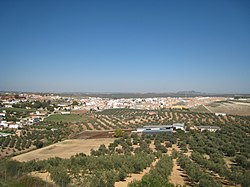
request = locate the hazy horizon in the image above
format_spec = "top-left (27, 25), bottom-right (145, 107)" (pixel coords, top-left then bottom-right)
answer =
top-left (1, 1), bottom-right (250, 93)
top-left (1, 90), bottom-right (250, 95)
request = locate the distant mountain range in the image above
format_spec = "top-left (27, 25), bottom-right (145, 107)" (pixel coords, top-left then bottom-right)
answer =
top-left (58, 91), bottom-right (250, 98)
top-left (176, 90), bottom-right (204, 95)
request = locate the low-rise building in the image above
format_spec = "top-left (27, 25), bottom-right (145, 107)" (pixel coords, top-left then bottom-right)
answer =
top-left (8, 124), bottom-right (20, 129)
top-left (0, 132), bottom-right (12, 137)
top-left (133, 125), bottom-right (174, 133)
top-left (0, 121), bottom-right (8, 128)
top-left (198, 126), bottom-right (221, 132)
top-left (133, 123), bottom-right (185, 134)
top-left (61, 111), bottom-right (71, 115)
top-left (173, 123), bottom-right (185, 131)
top-left (0, 113), bottom-right (6, 118)
top-left (215, 113), bottom-right (226, 116)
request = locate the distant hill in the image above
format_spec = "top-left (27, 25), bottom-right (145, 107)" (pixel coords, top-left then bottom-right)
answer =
top-left (176, 90), bottom-right (203, 95)
top-left (59, 91), bottom-right (248, 98)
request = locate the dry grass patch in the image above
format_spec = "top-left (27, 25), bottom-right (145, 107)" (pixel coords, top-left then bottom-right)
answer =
top-left (12, 138), bottom-right (115, 162)
top-left (224, 156), bottom-right (234, 168)
top-left (29, 171), bottom-right (54, 184)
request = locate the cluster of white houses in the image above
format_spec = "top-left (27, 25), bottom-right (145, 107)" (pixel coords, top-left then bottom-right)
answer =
top-left (133, 123), bottom-right (221, 134)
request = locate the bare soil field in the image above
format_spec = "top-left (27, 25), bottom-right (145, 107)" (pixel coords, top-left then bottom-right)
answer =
top-left (206, 101), bottom-right (250, 116)
top-left (168, 144), bottom-right (187, 186)
top-left (115, 159), bottom-right (159, 187)
top-left (169, 159), bottom-right (186, 186)
top-left (12, 138), bottom-right (115, 162)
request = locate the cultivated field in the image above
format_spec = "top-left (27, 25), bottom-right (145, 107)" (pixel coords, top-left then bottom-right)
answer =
top-left (12, 138), bottom-right (115, 162)
top-left (2, 107), bottom-right (250, 186)
top-left (43, 108), bottom-right (249, 132)
top-left (206, 101), bottom-right (250, 116)
top-left (44, 114), bottom-right (94, 123)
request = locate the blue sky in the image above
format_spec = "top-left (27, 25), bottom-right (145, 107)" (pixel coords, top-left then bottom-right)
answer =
top-left (0, 0), bottom-right (249, 93)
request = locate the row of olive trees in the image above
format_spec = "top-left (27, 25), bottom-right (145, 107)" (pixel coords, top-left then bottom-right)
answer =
top-left (178, 154), bottom-right (222, 187)
top-left (129, 155), bottom-right (174, 187)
